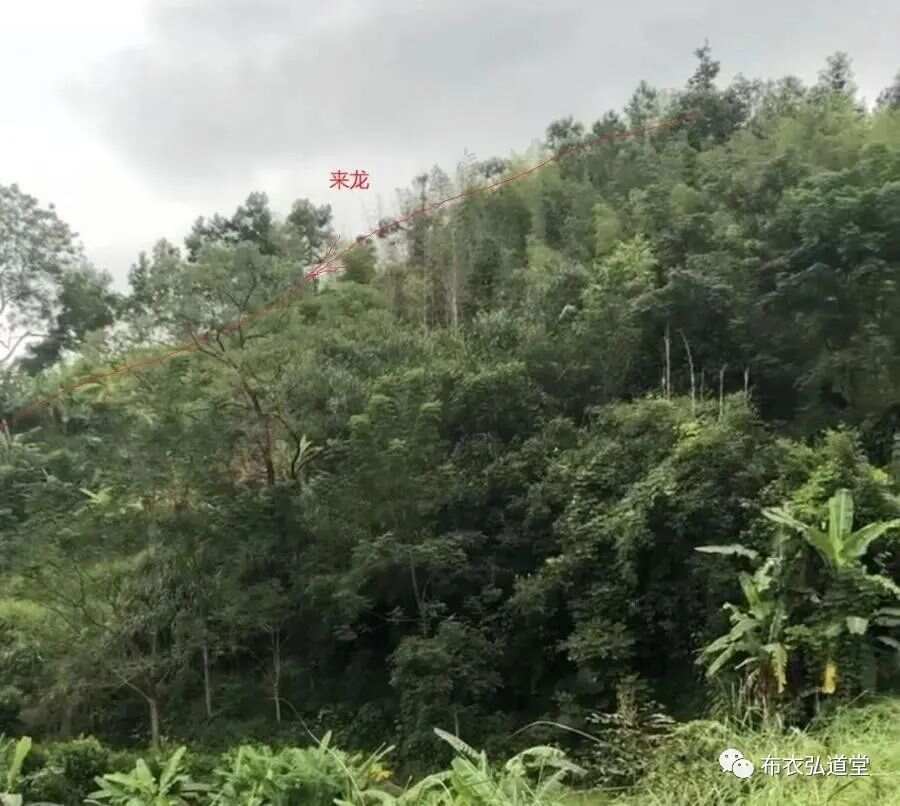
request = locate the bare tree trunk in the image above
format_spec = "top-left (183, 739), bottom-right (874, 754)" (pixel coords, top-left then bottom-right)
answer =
top-left (422, 266), bottom-right (429, 332)
top-left (239, 379), bottom-right (276, 486)
top-left (410, 555), bottom-right (429, 637)
top-left (272, 628), bottom-right (282, 724)
top-left (719, 365), bottom-right (728, 421)
top-left (417, 176), bottom-right (429, 333)
top-left (202, 640), bottom-right (213, 718)
top-left (743, 366), bottom-right (750, 397)
top-left (891, 433), bottom-right (900, 484)
top-left (148, 631), bottom-right (162, 748)
top-left (148, 697), bottom-right (161, 748)
top-left (263, 418), bottom-right (275, 486)
top-left (449, 228), bottom-right (460, 329)
top-left (679, 331), bottom-right (696, 415)
top-left (449, 269), bottom-right (459, 330)
top-left (664, 325), bottom-right (672, 400)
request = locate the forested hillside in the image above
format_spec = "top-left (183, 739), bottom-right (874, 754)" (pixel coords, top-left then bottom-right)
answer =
top-left (2, 46), bottom-right (900, 784)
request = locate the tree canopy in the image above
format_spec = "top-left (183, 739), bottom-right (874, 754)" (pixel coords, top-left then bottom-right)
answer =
top-left (1, 47), bottom-right (900, 768)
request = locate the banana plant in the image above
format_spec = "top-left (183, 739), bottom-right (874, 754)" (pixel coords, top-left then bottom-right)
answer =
top-left (338, 729), bottom-right (584, 805)
top-left (763, 488), bottom-right (900, 578)
top-left (0, 736), bottom-right (31, 806)
top-left (763, 489), bottom-right (900, 693)
top-left (0, 736), bottom-right (59, 806)
top-left (87, 747), bottom-right (207, 806)
top-left (697, 558), bottom-right (790, 723)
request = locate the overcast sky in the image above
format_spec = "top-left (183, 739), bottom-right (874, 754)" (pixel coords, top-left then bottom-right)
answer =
top-left (2, 0), bottom-right (898, 290)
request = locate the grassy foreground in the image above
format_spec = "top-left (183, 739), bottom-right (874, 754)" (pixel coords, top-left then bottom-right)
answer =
top-left (2, 699), bottom-right (898, 805)
top-left (564, 698), bottom-right (900, 806)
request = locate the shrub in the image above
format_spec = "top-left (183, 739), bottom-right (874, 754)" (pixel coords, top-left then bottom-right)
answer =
top-left (0, 689), bottom-right (23, 735)
top-left (210, 736), bottom-right (351, 806)
top-left (87, 747), bottom-right (207, 806)
top-left (580, 678), bottom-right (675, 788)
top-left (368, 729), bottom-right (586, 806)
top-left (25, 737), bottom-right (110, 806)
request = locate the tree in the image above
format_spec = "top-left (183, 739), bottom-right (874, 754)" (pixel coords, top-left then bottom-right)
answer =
top-left (4, 46), bottom-right (900, 760)
top-left (671, 43), bottom-right (753, 147)
top-left (340, 240), bottom-right (377, 284)
top-left (284, 198), bottom-right (335, 263)
top-left (185, 192), bottom-right (279, 262)
top-left (545, 116), bottom-right (584, 153)
top-left (0, 184), bottom-right (80, 365)
top-left (876, 69), bottom-right (900, 111)
top-left (22, 547), bottom-right (194, 747)
top-left (18, 266), bottom-right (121, 374)
top-left (624, 81), bottom-right (661, 131)
top-left (126, 239), bottom-right (183, 340)
top-left (814, 52), bottom-right (858, 100)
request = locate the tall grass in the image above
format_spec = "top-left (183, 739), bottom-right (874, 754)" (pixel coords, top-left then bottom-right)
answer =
top-left (565, 698), bottom-right (900, 806)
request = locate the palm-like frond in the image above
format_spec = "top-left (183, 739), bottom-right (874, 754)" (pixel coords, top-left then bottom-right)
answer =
top-left (844, 519), bottom-right (900, 561)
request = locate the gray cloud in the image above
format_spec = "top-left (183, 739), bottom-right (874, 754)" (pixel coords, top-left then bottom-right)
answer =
top-left (66, 0), bottom-right (598, 196)
top-left (63, 0), bottom-right (900, 235)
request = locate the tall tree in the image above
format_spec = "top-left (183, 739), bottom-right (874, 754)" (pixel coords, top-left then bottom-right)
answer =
top-left (185, 192), bottom-right (279, 262)
top-left (0, 184), bottom-right (80, 365)
top-left (284, 198), bottom-right (335, 263)
top-left (671, 42), bottom-right (753, 147)
top-left (815, 51), bottom-right (858, 99)
top-left (18, 267), bottom-right (121, 374)
top-left (876, 69), bottom-right (900, 111)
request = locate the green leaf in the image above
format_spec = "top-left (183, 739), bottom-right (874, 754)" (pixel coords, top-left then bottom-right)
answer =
top-left (739, 573), bottom-right (761, 609)
top-left (765, 506), bottom-right (836, 566)
top-left (845, 519), bottom-right (900, 561)
top-left (79, 487), bottom-right (111, 506)
top-left (867, 574), bottom-right (900, 599)
top-left (159, 747), bottom-right (187, 792)
top-left (702, 630), bottom-right (741, 657)
top-left (762, 507), bottom-right (810, 534)
top-left (824, 622), bottom-right (844, 639)
top-left (829, 489), bottom-right (854, 542)
top-left (845, 616), bottom-right (868, 635)
top-left (804, 526), bottom-right (837, 567)
top-left (134, 759), bottom-right (154, 788)
top-left (763, 642), bottom-right (789, 692)
top-left (874, 608), bottom-right (900, 627)
top-left (434, 728), bottom-right (484, 764)
top-left (695, 545), bottom-right (760, 560)
top-left (96, 773), bottom-right (135, 787)
top-left (4, 737), bottom-right (31, 793)
top-left (706, 645), bottom-right (739, 678)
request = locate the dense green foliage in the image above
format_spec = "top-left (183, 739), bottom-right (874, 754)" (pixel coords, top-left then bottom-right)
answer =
top-left (3, 699), bottom-right (900, 805)
top-left (2, 46), bottom-right (900, 801)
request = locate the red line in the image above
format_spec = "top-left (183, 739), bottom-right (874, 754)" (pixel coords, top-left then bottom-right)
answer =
top-left (8, 112), bottom-right (698, 428)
